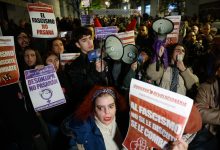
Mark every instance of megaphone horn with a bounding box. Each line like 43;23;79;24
122;44;138;64
104;35;124;60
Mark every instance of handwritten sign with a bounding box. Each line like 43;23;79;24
0;36;19;87
24;65;66;111
123;79;193;149
28;2;58;38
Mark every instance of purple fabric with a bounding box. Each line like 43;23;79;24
152;39;169;69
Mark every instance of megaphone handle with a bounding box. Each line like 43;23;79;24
156;58;160;72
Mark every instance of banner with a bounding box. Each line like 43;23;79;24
95;26;118;40
92;9;140;16
165;16;181;45
81;15;94;26
123;79;193;149
24;65;66;111
60;53;80;64
0;36;19;87
117;30;135;45
27;2;58;38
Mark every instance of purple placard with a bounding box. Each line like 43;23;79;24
81;15;94;26
24;65;66;111
95;26;118;40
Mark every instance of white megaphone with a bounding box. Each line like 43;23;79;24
104;35;124;61
122;44;139;64
152;18;174;40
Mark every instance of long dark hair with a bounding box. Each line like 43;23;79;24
166;43;189;66
43;51;63;73
22;46;43;69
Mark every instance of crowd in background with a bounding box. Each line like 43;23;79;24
0;12;220;150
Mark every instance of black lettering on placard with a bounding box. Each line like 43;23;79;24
40;13;45;18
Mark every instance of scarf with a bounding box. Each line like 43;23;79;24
95;116;119;150
170;65;179;92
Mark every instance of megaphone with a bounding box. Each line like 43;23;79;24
122;44;138;64
104;35;124;61
152;18;174;70
152;18;174;40
152;18;174;35
88;48;101;62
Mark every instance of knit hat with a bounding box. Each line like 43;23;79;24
184;104;202;134
94;17;102;27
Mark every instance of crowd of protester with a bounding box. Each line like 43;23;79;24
0;12;220;150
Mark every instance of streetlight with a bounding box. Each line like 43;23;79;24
123;0;129;10
105;1;110;8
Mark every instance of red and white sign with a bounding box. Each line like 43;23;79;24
117;30;135;46
165;16;181;45
0;36;19;87
27;2;58;38
123;79;193;149
60;53;80;64
95;26;118;40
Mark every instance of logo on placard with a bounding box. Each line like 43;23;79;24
40;88;53;103
130;137;148;150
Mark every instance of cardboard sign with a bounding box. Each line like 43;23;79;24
165;16;181;45
117;30;135;45
24;65;66;111
81;0;90;7
81;15;94;26
27;2;58;38
0;36;19;87
60;53;80;64
123;79;193;149
95;26;118;40
92;9;141;16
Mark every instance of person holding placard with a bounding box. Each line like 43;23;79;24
40;51;71;150
146;43;200;144
62;85;127;150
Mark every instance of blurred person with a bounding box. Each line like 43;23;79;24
49;38;65;55
190;55;220;150
191;25;199;36
198;23;214;52
135;24;154;52
183;31;205;69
